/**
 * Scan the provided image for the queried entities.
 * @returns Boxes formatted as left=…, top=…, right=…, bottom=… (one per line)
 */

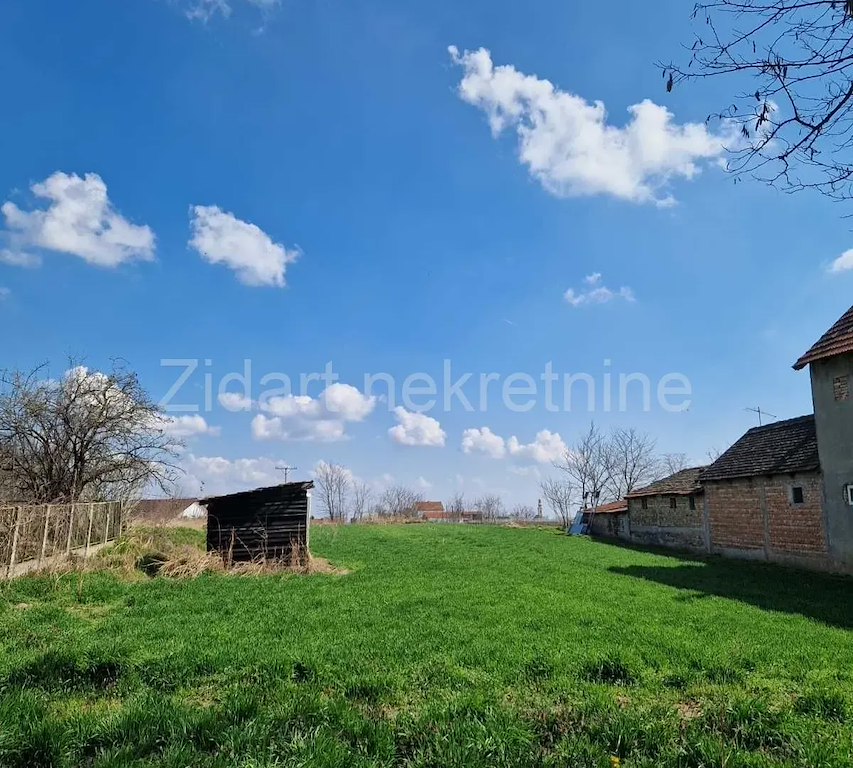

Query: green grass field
left=1, top=524, right=852, bottom=768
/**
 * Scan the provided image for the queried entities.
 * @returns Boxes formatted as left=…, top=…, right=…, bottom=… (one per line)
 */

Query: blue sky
left=1, top=0, right=851, bottom=503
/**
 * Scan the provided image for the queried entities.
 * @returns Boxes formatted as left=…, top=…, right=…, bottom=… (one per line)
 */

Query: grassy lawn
left=1, top=524, right=852, bottom=767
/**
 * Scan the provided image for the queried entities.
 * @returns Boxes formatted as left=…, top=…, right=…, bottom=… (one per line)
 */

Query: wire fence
left=0, top=501, right=125, bottom=579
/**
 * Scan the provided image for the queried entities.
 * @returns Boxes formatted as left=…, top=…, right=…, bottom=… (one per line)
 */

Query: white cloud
left=162, top=414, right=221, bottom=439
left=416, top=475, right=433, bottom=490
left=462, top=426, right=507, bottom=459
left=829, top=249, right=853, bottom=274
left=252, top=383, right=376, bottom=442
left=564, top=273, right=635, bottom=307
left=218, top=392, right=253, bottom=412
left=449, top=46, right=734, bottom=206
left=0, top=287, right=9, bottom=300
left=388, top=407, right=446, bottom=447
left=506, top=429, right=566, bottom=463
left=185, top=0, right=279, bottom=21
left=462, top=426, right=566, bottom=464
left=189, top=205, right=299, bottom=287
left=0, top=249, right=41, bottom=268
left=180, top=454, right=288, bottom=497
left=1, top=172, right=155, bottom=267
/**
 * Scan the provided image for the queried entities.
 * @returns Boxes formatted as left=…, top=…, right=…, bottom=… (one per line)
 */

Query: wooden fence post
left=39, top=505, right=52, bottom=566
left=65, top=505, right=75, bottom=556
left=7, top=506, right=22, bottom=578
left=84, top=503, right=94, bottom=559
left=103, top=504, right=111, bottom=545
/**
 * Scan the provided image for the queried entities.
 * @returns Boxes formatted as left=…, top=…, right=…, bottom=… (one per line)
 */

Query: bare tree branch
left=664, top=0, right=853, bottom=200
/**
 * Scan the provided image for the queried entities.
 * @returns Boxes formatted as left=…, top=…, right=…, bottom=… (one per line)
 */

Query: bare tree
left=510, top=503, right=536, bottom=521
left=350, top=480, right=372, bottom=523
left=0, top=362, right=179, bottom=503
left=707, top=445, right=726, bottom=462
left=664, top=1, right=853, bottom=200
left=661, top=452, right=689, bottom=476
left=378, top=485, right=422, bottom=518
left=539, top=477, right=576, bottom=529
left=606, top=428, right=660, bottom=500
left=474, top=493, right=505, bottom=521
left=554, top=422, right=612, bottom=508
left=446, top=491, right=466, bottom=521
left=314, top=461, right=351, bottom=522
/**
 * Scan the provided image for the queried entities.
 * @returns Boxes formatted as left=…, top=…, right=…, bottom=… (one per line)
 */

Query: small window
left=688, top=495, right=696, bottom=511
left=641, top=497, right=648, bottom=510
left=669, top=496, right=677, bottom=509
left=845, top=484, right=853, bottom=506
left=791, top=486, right=805, bottom=505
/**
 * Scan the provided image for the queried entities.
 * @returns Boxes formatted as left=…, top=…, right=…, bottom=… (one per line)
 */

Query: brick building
left=600, top=304, right=853, bottom=573
left=700, top=415, right=828, bottom=570
left=625, top=467, right=707, bottom=551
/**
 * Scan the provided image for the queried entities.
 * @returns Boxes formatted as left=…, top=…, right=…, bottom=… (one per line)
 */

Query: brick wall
left=705, top=472, right=827, bottom=562
left=705, top=479, right=764, bottom=550
left=627, top=494, right=704, bottom=550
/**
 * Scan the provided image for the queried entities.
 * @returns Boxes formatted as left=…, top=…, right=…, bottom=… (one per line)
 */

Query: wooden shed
left=202, top=481, right=313, bottom=564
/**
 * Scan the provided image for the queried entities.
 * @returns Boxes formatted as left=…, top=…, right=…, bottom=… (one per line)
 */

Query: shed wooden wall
left=206, top=484, right=310, bottom=563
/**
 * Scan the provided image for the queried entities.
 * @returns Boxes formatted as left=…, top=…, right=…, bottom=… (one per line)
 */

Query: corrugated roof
left=794, top=304, right=853, bottom=370
left=200, top=481, right=313, bottom=504
left=700, top=415, right=819, bottom=482
left=626, top=467, right=707, bottom=498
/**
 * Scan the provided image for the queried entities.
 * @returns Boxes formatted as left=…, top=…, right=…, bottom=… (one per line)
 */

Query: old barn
left=203, top=481, right=313, bottom=564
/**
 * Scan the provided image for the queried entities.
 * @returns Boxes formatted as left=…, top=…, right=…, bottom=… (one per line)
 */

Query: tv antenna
left=744, top=406, right=776, bottom=426
left=276, top=465, right=298, bottom=483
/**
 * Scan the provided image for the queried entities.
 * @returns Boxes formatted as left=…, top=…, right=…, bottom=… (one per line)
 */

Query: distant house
left=588, top=500, right=629, bottom=540
left=415, top=501, right=447, bottom=521
left=625, top=467, right=707, bottom=551
left=131, top=498, right=204, bottom=524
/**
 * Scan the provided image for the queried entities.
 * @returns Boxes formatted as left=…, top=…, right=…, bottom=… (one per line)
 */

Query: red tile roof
left=794, top=304, right=853, bottom=370
left=626, top=467, right=707, bottom=498
left=415, top=501, right=444, bottom=513
left=592, top=500, right=628, bottom=515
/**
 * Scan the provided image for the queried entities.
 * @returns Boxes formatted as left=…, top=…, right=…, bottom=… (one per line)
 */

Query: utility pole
left=744, top=406, right=777, bottom=426
left=276, top=465, right=297, bottom=483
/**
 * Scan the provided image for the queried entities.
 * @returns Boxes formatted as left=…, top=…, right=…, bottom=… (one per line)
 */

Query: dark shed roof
left=794, top=304, right=853, bottom=370
left=627, top=467, right=707, bottom=498
left=700, top=415, right=819, bottom=482
left=201, top=481, right=313, bottom=505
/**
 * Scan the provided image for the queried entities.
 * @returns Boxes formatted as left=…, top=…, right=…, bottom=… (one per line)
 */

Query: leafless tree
left=554, top=422, right=612, bottom=508
left=314, top=461, right=351, bottom=522
left=606, top=428, right=661, bottom=500
left=707, top=445, right=726, bottom=462
left=0, top=361, right=180, bottom=503
left=378, top=485, right=422, bottom=518
left=474, top=493, right=505, bottom=521
left=350, top=480, right=372, bottom=523
left=661, top=452, right=690, bottom=476
left=539, top=477, right=576, bottom=528
left=446, top=491, right=466, bottom=521
left=510, top=503, right=536, bottom=521
left=663, top=1, right=853, bottom=200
